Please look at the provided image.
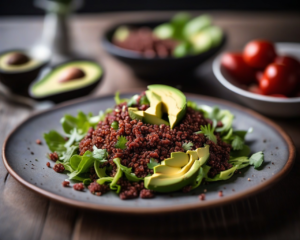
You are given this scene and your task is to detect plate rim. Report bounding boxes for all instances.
[2,90,296,214]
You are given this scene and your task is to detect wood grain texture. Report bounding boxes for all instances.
[0,11,300,240]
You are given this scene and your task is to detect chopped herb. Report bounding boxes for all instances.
[182,142,193,151]
[249,151,264,169]
[231,135,244,151]
[88,109,113,125]
[147,158,159,169]
[206,166,238,182]
[139,94,150,105]
[195,124,217,144]
[119,164,144,182]
[92,146,108,161]
[127,94,139,107]
[115,136,128,150]
[111,121,119,130]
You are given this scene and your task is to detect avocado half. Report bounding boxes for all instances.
[0,50,49,92]
[29,60,104,103]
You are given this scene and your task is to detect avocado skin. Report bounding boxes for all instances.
[29,59,104,103]
[0,50,48,93]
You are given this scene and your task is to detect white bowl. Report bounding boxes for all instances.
[213,42,300,117]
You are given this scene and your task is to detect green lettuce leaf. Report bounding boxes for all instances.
[43,130,66,156]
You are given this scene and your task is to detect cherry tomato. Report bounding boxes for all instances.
[243,40,277,69]
[259,63,298,95]
[248,84,263,95]
[255,71,263,84]
[274,55,300,78]
[221,52,255,84]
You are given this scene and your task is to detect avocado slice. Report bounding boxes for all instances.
[144,146,210,192]
[128,107,144,121]
[143,90,169,125]
[161,152,189,168]
[29,60,103,103]
[144,160,201,193]
[147,84,186,129]
[0,50,48,92]
[183,14,212,39]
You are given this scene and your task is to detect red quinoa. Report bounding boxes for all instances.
[53,163,65,173]
[36,139,42,145]
[62,181,70,187]
[199,193,206,201]
[46,162,50,168]
[140,189,155,199]
[73,183,84,191]
[49,152,59,161]
[88,181,110,195]
[77,98,232,199]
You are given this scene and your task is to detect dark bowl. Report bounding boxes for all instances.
[102,21,226,78]
[29,59,104,104]
[0,49,49,93]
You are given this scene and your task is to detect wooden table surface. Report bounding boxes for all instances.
[0,11,300,240]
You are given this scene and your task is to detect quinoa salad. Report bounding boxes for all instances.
[43,85,264,200]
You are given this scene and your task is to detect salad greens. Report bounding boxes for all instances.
[43,97,264,196]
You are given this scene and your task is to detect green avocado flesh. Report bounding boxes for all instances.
[31,61,102,97]
[147,84,186,129]
[0,51,41,72]
[144,145,209,192]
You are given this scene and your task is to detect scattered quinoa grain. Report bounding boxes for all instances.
[46,162,50,167]
[248,178,251,181]
[49,152,59,161]
[199,194,205,201]
[53,163,65,173]
[62,181,70,187]
[218,191,223,197]
[204,189,207,193]
[36,139,42,145]
[73,183,84,191]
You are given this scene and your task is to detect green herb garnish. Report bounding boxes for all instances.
[114,91,128,105]
[195,124,217,144]
[139,94,150,105]
[115,136,128,150]
[182,142,193,151]
[147,158,159,169]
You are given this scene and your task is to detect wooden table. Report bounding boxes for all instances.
[0,11,300,240]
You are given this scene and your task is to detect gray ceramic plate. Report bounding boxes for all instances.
[2,92,295,214]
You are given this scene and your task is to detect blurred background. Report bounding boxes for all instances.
[0,0,300,15]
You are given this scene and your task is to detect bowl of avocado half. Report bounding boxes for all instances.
[0,49,49,92]
[29,60,104,103]
[102,13,226,78]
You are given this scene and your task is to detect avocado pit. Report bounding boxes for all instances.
[59,67,86,83]
[6,52,30,66]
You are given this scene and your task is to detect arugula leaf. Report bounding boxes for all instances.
[147,158,159,169]
[206,166,237,182]
[195,124,217,144]
[139,94,150,105]
[44,130,66,156]
[111,121,119,130]
[182,142,193,151]
[192,165,211,189]
[127,94,139,107]
[115,136,128,150]
[114,91,128,105]
[230,144,251,158]
[60,162,74,172]
[68,151,95,180]
[94,161,107,178]
[119,164,144,182]
[92,146,108,161]
[249,151,264,169]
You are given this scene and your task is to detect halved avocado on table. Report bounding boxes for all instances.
[29,60,104,103]
[0,50,48,92]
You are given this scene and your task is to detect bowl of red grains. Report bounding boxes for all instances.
[102,20,226,78]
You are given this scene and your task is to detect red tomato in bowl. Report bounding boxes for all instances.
[243,40,277,69]
[221,52,255,84]
[248,84,263,95]
[259,63,298,95]
[274,55,300,79]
